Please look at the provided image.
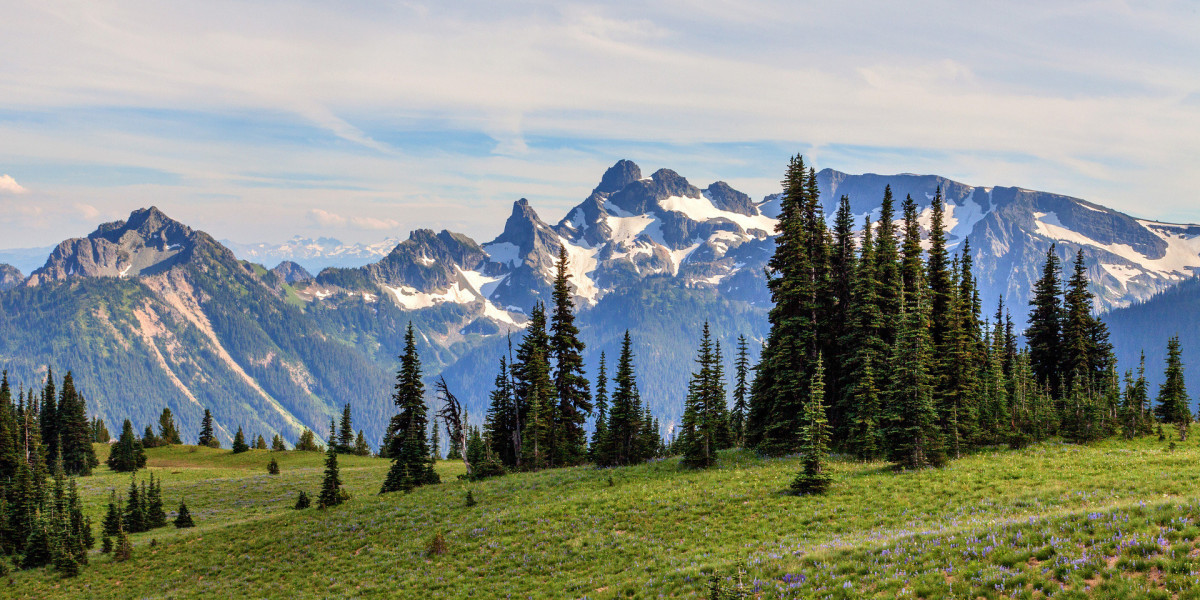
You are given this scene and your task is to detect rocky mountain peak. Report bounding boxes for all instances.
[704,182,756,216]
[0,264,22,291]
[270,261,313,284]
[594,159,642,195]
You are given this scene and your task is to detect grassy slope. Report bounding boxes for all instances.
[10,435,1200,599]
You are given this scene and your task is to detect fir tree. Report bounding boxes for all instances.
[514,304,555,470]
[381,323,439,493]
[484,356,518,467]
[429,422,440,461]
[91,416,110,443]
[598,331,642,466]
[255,435,267,450]
[318,440,344,508]
[353,431,371,456]
[106,419,146,472]
[231,426,249,454]
[549,245,592,467]
[271,434,287,451]
[293,491,311,510]
[1155,336,1192,438]
[680,323,728,469]
[267,456,280,474]
[197,409,217,448]
[590,352,610,462]
[0,371,19,484]
[158,408,182,444]
[173,500,194,528]
[141,425,161,449]
[145,473,166,529]
[337,404,354,453]
[40,367,58,469]
[113,529,132,561]
[124,476,145,533]
[731,337,750,447]
[791,355,832,495]
[295,429,320,452]
[56,372,97,476]
[1027,246,1064,398]
[885,293,944,469]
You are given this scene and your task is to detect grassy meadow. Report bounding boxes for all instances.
[9,433,1200,598]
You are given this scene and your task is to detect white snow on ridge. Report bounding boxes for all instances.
[661,194,777,233]
[385,268,521,326]
[605,214,655,245]
[1033,211,1200,277]
[559,239,601,303]
[484,242,522,267]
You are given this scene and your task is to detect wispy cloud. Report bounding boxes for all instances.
[0,1,1197,246]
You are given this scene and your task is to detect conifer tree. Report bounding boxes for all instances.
[590,352,610,462]
[680,323,729,468]
[429,423,440,461]
[271,434,287,451]
[124,476,145,533]
[174,500,194,528]
[102,491,122,539]
[549,245,592,467]
[142,425,161,449]
[0,371,19,484]
[484,356,518,467]
[1028,246,1064,398]
[106,419,146,472]
[158,408,182,444]
[197,409,217,448]
[267,456,280,474]
[381,323,439,493]
[91,416,110,443]
[791,355,832,495]
[873,186,902,353]
[231,426,249,454]
[57,372,97,476]
[40,367,58,468]
[599,331,642,466]
[295,429,320,452]
[353,431,370,456]
[1155,336,1192,438]
[293,491,311,510]
[885,293,944,469]
[514,304,555,470]
[338,404,354,453]
[731,337,750,448]
[825,194,858,426]
[318,439,344,508]
[146,473,166,529]
[255,434,267,450]
[840,214,884,459]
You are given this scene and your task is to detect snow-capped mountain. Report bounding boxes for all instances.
[223,236,401,272]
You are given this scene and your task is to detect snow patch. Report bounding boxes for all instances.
[484,242,522,267]
[660,194,777,233]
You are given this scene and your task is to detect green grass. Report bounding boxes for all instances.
[12,433,1200,598]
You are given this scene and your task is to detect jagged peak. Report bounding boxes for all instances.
[594,160,642,195]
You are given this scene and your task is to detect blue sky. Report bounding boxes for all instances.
[1,0,1198,248]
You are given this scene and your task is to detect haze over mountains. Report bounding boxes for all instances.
[2,160,1199,447]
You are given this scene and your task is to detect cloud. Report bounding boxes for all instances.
[350,216,400,231]
[74,203,100,220]
[307,208,347,227]
[0,175,27,195]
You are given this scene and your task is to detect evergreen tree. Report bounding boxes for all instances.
[91,416,110,443]
[791,355,832,495]
[381,323,439,493]
[884,294,944,469]
[514,304,555,470]
[102,491,122,539]
[0,371,19,485]
[255,434,267,450]
[318,439,344,508]
[354,431,371,456]
[680,323,729,469]
[271,434,287,451]
[599,331,642,466]
[295,429,320,452]
[841,214,884,459]
[231,426,249,454]
[197,409,217,448]
[549,245,592,467]
[1154,336,1192,437]
[267,456,280,474]
[145,473,166,529]
[40,367,58,469]
[1028,246,1064,398]
[141,425,161,449]
[727,337,750,448]
[590,352,610,462]
[174,500,194,528]
[158,408,182,444]
[106,419,146,472]
[123,476,145,533]
[429,422,440,461]
[483,356,518,467]
[747,155,827,456]
[56,372,97,476]
[337,404,354,453]
[293,491,311,510]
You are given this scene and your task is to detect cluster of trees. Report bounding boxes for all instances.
[379,324,440,493]
[0,371,99,576]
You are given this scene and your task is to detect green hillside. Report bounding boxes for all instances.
[12,435,1200,598]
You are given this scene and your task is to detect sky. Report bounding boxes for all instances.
[1,0,1198,249]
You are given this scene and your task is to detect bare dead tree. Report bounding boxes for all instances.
[435,377,471,477]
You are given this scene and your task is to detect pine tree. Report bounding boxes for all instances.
[255,434,267,450]
[267,456,280,474]
[293,491,311,510]
[680,323,728,469]
[0,371,19,485]
[145,473,166,529]
[102,491,122,539]
[599,331,641,466]
[141,425,161,449]
[337,404,354,453]
[1028,246,1064,398]
[173,500,194,528]
[56,372,97,476]
[381,323,439,493]
[353,431,371,456]
[841,214,884,459]
[1155,336,1192,438]
[158,408,182,444]
[40,367,58,469]
[791,355,832,495]
[429,422,440,461]
[884,293,944,469]
[549,245,592,467]
[590,352,610,462]
[231,426,249,454]
[747,155,827,456]
[106,419,146,472]
[318,439,344,508]
[731,337,750,447]
[825,194,858,430]
[91,416,110,443]
[484,356,518,467]
[124,476,145,533]
[197,409,217,448]
[295,429,320,452]
[271,434,287,451]
[514,304,555,470]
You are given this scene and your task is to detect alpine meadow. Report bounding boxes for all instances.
[3,3,1200,599]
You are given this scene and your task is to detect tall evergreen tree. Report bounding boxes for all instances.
[598,331,642,466]
[483,356,518,467]
[337,404,354,453]
[590,352,609,461]
[318,437,344,508]
[0,371,19,484]
[791,355,832,495]
[56,372,97,476]
[231,426,249,453]
[514,304,554,470]
[158,408,181,444]
[197,409,217,448]
[1154,336,1192,437]
[106,419,146,472]
[884,293,944,469]
[549,245,592,467]
[730,337,750,448]
[429,422,440,461]
[381,323,439,493]
[680,323,723,469]
[1028,246,1064,398]
[841,214,884,459]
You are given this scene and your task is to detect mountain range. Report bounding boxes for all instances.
[2,159,1198,446]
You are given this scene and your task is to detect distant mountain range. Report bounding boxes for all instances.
[2,160,1199,445]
